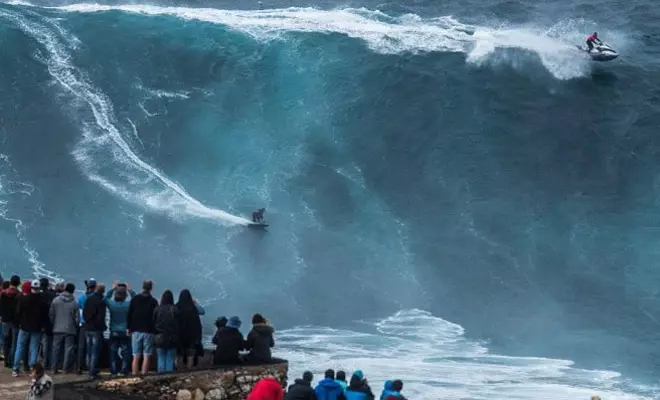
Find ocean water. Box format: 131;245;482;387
0;0;659;398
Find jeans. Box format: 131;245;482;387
76;326;86;372
52;333;76;372
109;332;131;375
156;348;176;373
85;331;103;377
13;330;42;372
40;334;53;370
131;332;154;356
2;323;18;367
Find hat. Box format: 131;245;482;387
354;370;364;380
85;279;97;289
21;281;32;294
31;279;41;289
227;316;242;329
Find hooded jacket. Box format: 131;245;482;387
315;378;346;400
177;304;202;348
286;379;316;400
105;289;133;333
0;286;21;324
49;292;80;335
247;377;284;400
16;292;47;333
345;374;375;400
212;326;245;365
379;381;395;400
246;323;275;363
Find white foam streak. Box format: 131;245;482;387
49;3;596;80
277;310;653;400
0;8;251;226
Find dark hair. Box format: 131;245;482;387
114;286;127;302
1;281;9;290
54;283;65;293
143;280;153;292
392;380;403;392
325;369;335;379
303;371;313;382
39;278;49;290
215;316;228;328
96;284;106;294
10;275;20;287
65;283;76;294
336;371;346;381
160;290;174;306
252;313;267;324
32;362;44;376
176;289;195;311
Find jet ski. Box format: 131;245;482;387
576;43;619;61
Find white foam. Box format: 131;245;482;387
0;8;252;226
44;3;602;80
276;310;654;400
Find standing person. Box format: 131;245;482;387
245;313;275;364
175;289;202;370
13;280;47;377
38;278;56;371
76;279;97;374
106;282;135;377
153;290;179;373
345;371;375;400
49;283;79;374
127;280;158;376
335;371;348;393
27;362;53;400
82;284;106;379
0;275;21;368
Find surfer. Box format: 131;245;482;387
585;32;602;52
252;208;265;223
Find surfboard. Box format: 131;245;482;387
248;223;269;228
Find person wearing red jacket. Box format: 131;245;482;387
247;377;284;400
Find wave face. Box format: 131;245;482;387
1;1;660;397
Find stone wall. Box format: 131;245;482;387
55;361;288;400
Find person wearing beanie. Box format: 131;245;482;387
105;282;136;376
12;280;48;377
212;315;245;365
285;371;316;400
382;380;406;400
82;284;107;378
49;283;79;374
0;275;21;368
315;369;346;400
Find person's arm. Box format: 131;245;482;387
245;330;254;350
193;300;205;315
105;288;115;301
127;298;134;333
49;302;55;325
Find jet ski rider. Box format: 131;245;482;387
586;32;602;52
252;208;265;223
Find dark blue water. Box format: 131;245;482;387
0;0;659;393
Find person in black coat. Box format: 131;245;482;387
245;313;275;364
38;278;57;371
175;289;202;370
212;316;244;365
286;371;317;400
82;284;107;378
12;280;47;376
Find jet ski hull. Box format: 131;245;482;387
577;44;619;61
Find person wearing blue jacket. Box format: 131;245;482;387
106;282;136;376
314;369;346;400
380;381;394;400
75;278;97;374
345;371;375;400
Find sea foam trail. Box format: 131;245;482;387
50;3;592;80
276;310;654;400
0;8;251;226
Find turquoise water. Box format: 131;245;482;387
0;1;659;397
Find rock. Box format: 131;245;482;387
147;391;160;398
193;388;205;400
205;388;226;400
120;386;134;395
177;389;193;400
240;384;253;393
